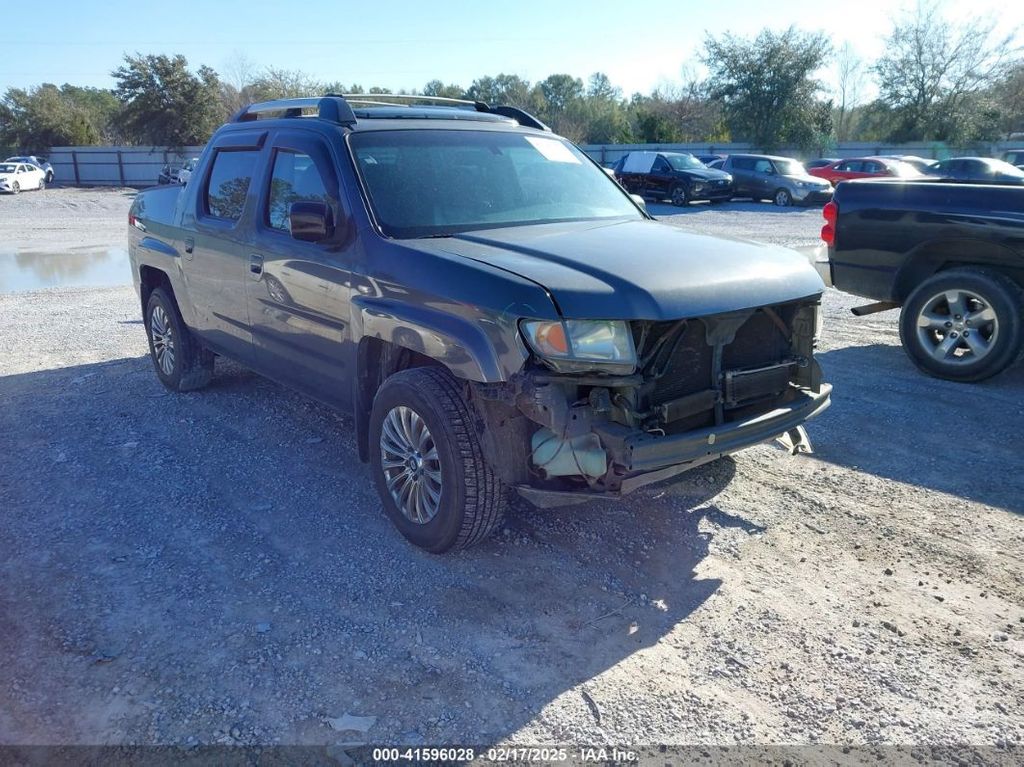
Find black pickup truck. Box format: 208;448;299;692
821;179;1024;381
129;95;831;552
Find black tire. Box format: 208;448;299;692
670;184;690;207
369;367;506;553
37;178;45;191
898;268;1024;382
773;188;792;207
45;171;53;183
144;287;214;391
11;181;19;195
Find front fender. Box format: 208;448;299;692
354;296;528;382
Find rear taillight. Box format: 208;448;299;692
821;200;837;246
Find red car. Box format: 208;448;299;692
808;156;920;186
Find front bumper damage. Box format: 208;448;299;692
473;299;832;508
516;383;830;507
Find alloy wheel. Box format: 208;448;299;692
149;304;176;376
379;406;443;524
915;289;999;364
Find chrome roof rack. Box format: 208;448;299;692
232;96;357;126
231;93;550;132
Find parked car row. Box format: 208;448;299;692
0;155;53;193
609;150;1024;207
157;157;201;186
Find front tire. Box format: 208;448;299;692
370;367;506;553
773;188;792;207
37;178;45;191
11;181;19;195
670;184;690;207
45;171;53;183
898;269;1024;382
144;287;214;391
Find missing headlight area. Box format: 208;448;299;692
480;298;826;500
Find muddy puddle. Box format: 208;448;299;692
0;246;130;293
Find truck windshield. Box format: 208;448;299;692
349;130;643;238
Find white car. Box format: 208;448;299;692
177;157;199;185
5;155;53;183
0;162;46;194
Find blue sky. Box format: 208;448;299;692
3;0;1022;98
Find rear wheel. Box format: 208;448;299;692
144;287;214;391
370;367;506;552
898;269;1024;382
670;184;690;207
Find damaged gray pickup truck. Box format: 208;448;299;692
129;95;831;552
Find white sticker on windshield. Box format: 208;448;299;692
525;136;581;164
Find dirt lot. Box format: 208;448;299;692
0;189;1022;754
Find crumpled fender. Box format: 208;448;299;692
353;295;528;382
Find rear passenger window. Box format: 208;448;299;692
266;151;329;231
205;150;259;221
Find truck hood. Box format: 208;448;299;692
408;219;824;320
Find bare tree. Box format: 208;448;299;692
874;1;1020;140
835;42;865;141
219;51;259;115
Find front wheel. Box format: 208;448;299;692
773;188;792;207
37;178;45;191
370;367;506;552
670;184;690;207
11;181;19;195
898;269;1024;382
45;171;53;183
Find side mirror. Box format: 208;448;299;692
630;193;647;211
290;200;334;243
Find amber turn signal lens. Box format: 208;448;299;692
534;321;569;354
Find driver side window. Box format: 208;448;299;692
266;150;329;232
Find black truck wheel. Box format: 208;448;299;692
899;268;1024;382
145;287;214;391
670;184;690;206
370;367;506;553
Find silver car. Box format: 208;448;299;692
722;154;833;207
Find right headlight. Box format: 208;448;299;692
521;319;637;374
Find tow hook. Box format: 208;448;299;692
776;425;814;455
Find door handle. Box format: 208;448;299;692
184;237;194;259
249;254;264;279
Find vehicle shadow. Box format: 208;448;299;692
814;343;1024;514
0;356;752;747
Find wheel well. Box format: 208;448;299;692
894;240;1024;301
354;337;445;462
138;265;175;315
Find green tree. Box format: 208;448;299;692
874;2;1019;142
112;53;223;146
465;74;540;109
0;84;119;151
422;80;466;99
703;26;831;150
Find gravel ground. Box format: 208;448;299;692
0;189;1022;753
